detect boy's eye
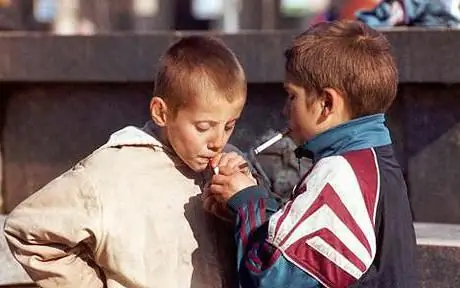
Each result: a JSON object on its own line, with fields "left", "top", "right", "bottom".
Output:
{"left": 288, "top": 93, "right": 296, "bottom": 101}
{"left": 196, "top": 124, "right": 211, "bottom": 132}
{"left": 224, "top": 125, "right": 235, "bottom": 132}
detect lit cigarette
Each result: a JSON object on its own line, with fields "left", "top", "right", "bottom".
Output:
{"left": 254, "top": 130, "right": 289, "bottom": 155}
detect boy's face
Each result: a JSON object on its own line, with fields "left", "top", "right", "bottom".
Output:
{"left": 163, "top": 95, "right": 246, "bottom": 172}
{"left": 283, "top": 78, "right": 324, "bottom": 146}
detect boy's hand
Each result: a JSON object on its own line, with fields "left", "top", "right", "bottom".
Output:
{"left": 210, "top": 171, "right": 257, "bottom": 203}
{"left": 210, "top": 152, "right": 251, "bottom": 176}
{"left": 203, "top": 194, "right": 234, "bottom": 222}
{"left": 202, "top": 186, "right": 234, "bottom": 222}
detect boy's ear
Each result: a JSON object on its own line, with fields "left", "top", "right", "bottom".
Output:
{"left": 150, "top": 96, "right": 168, "bottom": 127}
{"left": 321, "top": 88, "right": 344, "bottom": 117}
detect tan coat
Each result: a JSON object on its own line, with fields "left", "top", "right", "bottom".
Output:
{"left": 4, "top": 123, "right": 238, "bottom": 288}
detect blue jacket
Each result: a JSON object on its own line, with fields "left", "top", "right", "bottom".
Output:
{"left": 228, "top": 114, "right": 417, "bottom": 287}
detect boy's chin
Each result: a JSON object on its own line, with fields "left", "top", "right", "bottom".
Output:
{"left": 187, "top": 162, "right": 209, "bottom": 173}
{"left": 289, "top": 134, "right": 306, "bottom": 146}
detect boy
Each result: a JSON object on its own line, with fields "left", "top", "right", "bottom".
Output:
{"left": 209, "top": 20, "right": 417, "bottom": 287}
{"left": 4, "top": 36, "right": 247, "bottom": 287}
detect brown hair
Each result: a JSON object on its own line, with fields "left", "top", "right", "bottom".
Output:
{"left": 285, "top": 20, "right": 398, "bottom": 118}
{"left": 154, "top": 35, "right": 246, "bottom": 114}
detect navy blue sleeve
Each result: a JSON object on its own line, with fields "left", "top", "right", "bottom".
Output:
{"left": 227, "top": 186, "right": 322, "bottom": 288}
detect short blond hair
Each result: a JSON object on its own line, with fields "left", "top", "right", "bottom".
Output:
{"left": 154, "top": 36, "right": 247, "bottom": 114}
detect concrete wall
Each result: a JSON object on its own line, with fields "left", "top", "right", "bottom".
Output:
{"left": 1, "top": 82, "right": 460, "bottom": 224}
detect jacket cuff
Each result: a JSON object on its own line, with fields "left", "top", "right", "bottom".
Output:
{"left": 227, "top": 185, "right": 267, "bottom": 212}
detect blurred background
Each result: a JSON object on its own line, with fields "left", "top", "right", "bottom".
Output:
{"left": 0, "top": 0, "right": 384, "bottom": 33}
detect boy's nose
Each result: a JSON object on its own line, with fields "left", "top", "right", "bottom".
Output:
{"left": 208, "top": 130, "right": 226, "bottom": 151}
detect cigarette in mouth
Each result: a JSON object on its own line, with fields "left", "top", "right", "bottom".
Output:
{"left": 254, "top": 130, "right": 290, "bottom": 155}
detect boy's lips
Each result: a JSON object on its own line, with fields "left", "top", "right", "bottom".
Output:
{"left": 201, "top": 155, "right": 218, "bottom": 160}
{"left": 198, "top": 156, "right": 214, "bottom": 164}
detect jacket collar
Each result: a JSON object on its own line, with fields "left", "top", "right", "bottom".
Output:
{"left": 102, "top": 121, "right": 169, "bottom": 151}
{"left": 295, "top": 113, "right": 392, "bottom": 163}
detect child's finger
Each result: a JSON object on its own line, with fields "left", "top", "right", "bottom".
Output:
{"left": 209, "top": 182, "right": 225, "bottom": 195}
{"left": 239, "top": 162, "right": 251, "bottom": 176}
{"left": 217, "top": 165, "right": 238, "bottom": 176}
{"left": 226, "top": 157, "right": 246, "bottom": 171}
{"left": 210, "top": 174, "right": 230, "bottom": 185}
{"left": 218, "top": 152, "right": 239, "bottom": 169}
{"left": 218, "top": 161, "right": 249, "bottom": 176}
{"left": 209, "top": 184, "right": 230, "bottom": 202}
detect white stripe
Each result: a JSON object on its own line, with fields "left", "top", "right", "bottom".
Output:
{"left": 270, "top": 156, "right": 377, "bottom": 256}
{"left": 371, "top": 148, "right": 380, "bottom": 222}
{"left": 269, "top": 157, "right": 333, "bottom": 244}
{"left": 279, "top": 205, "right": 372, "bottom": 268}
{"left": 268, "top": 201, "right": 290, "bottom": 241}
{"left": 268, "top": 154, "right": 381, "bottom": 275}
{"left": 327, "top": 157, "right": 376, "bottom": 255}
{"left": 307, "top": 236, "right": 363, "bottom": 279}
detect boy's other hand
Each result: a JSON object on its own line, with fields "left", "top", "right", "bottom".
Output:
{"left": 202, "top": 187, "right": 234, "bottom": 222}
{"left": 210, "top": 172, "right": 257, "bottom": 203}
{"left": 203, "top": 194, "right": 234, "bottom": 222}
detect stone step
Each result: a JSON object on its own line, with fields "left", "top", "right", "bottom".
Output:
{"left": 415, "top": 223, "right": 460, "bottom": 288}
{"left": 1, "top": 217, "right": 460, "bottom": 287}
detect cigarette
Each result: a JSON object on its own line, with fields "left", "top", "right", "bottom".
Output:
{"left": 212, "top": 162, "right": 249, "bottom": 175}
{"left": 254, "top": 130, "right": 289, "bottom": 154}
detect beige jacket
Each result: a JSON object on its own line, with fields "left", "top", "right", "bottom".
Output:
{"left": 4, "top": 123, "right": 238, "bottom": 288}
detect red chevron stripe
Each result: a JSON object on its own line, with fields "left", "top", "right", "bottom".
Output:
{"left": 278, "top": 183, "right": 372, "bottom": 255}
{"left": 284, "top": 231, "right": 358, "bottom": 288}
{"left": 342, "top": 149, "right": 379, "bottom": 221}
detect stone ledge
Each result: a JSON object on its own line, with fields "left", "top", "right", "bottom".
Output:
{"left": 0, "top": 29, "right": 459, "bottom": 83}
{"left": 415, "top": 222, "right": 460, "bottom": 247}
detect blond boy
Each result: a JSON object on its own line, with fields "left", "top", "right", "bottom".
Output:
{"left": 4, "top": 36, "right": 247, "bottom": 288}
